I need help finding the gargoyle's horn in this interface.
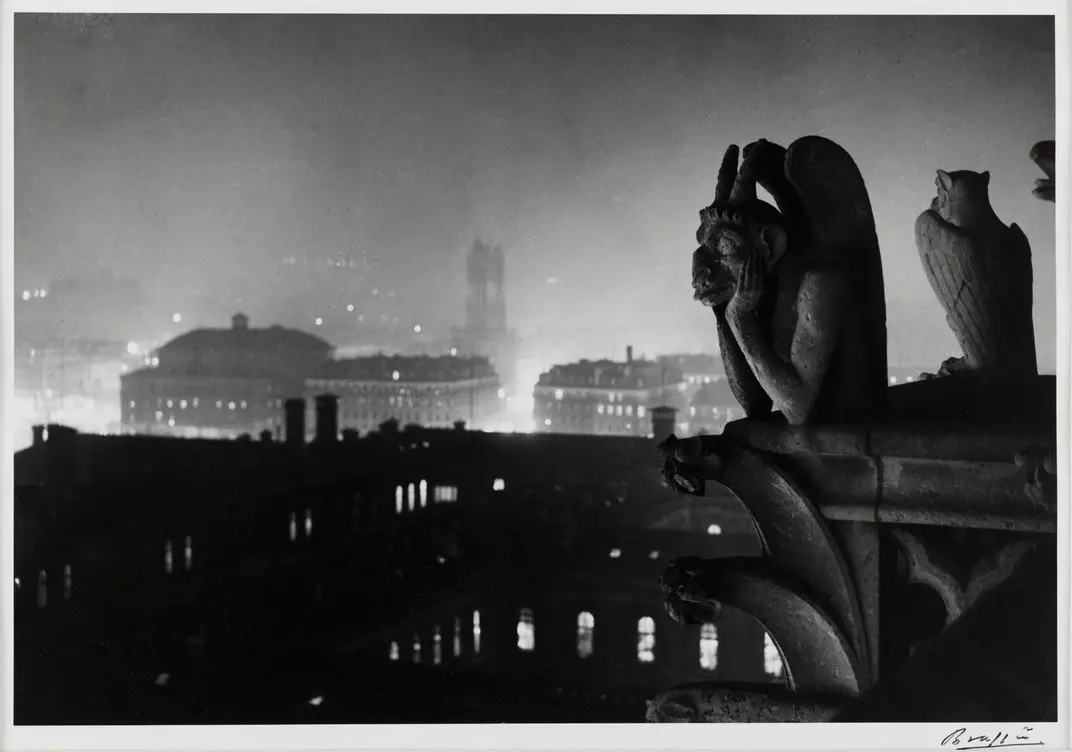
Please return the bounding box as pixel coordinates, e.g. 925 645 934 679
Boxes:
714 144 739 204
729 155 757 204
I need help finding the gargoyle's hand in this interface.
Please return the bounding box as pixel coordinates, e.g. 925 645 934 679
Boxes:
727 247 766 320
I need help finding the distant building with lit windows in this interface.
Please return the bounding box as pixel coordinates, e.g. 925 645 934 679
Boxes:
120 313 333 438
684 377 741 436
532 346 687 436
305 354 503 436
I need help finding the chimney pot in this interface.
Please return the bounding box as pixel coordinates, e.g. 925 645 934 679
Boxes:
284 398 306 445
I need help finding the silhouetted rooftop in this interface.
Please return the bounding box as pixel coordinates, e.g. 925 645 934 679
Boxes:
317 354 497 383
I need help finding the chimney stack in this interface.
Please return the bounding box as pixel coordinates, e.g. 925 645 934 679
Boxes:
284 398 306 445
314 394 339 444
626 345 634 364
650 405 678 445
32 425 45 447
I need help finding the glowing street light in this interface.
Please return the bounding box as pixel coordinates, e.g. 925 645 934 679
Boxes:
315 317 323 326
450 347 458 356
347 304 355 312
414 324 422 333
172 313 182 324
392 370 400 381
21 291 29 301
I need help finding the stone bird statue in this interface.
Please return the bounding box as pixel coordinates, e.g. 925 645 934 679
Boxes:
915 169 1037 379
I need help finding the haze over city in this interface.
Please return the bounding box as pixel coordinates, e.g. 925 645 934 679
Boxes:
15 14 1057 370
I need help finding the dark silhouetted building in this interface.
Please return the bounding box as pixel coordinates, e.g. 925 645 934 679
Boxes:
13 415 774 724
120 313 333 438
533 347 688 436
306 353 503 436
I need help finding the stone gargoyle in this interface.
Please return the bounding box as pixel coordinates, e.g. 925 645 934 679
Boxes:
915 168 1037 380
691 136 888 425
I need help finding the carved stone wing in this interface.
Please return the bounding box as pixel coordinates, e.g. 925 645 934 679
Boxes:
914 209 997 372
783 136 888 409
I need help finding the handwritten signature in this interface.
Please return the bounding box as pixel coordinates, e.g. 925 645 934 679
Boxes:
942 727 1044 750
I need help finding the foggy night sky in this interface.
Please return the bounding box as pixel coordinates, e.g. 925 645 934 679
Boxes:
14 14 1057 369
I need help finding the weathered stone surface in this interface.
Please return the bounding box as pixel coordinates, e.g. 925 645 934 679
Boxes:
916 168 1037 379
690 136 887 425
646 682 842 723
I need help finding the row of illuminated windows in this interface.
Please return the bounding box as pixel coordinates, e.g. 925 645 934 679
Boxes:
389 608 783 677
132 398 261 411
543 401 648 419
390 610 483 664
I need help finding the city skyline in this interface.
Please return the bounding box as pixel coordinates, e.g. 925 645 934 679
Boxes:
14 14 1057 369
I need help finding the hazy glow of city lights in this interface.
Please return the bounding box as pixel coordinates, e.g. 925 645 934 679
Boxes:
126 341 138 355
172 313 182 323
414 324 422 333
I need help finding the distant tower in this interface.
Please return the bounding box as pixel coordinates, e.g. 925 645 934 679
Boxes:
465 239 507 335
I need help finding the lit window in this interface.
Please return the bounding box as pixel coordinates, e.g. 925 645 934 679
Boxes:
707 524 722 536
241 400 248 409
184 536 193 570
493 478 506 491
609 548 622 558
638 406 646 418
517 608 535 651
392 371 400 381
408 483 415 511
315 317 323 326
180 400 188 409
608 393 615 403
577 612 595 658
216 400 223 409
129 400 136 409
433 626 443 665
168 418 176 428
649 550 660 560
473 610 482 655
889 376 899 385
192 398 199 408
616 405 623 416
415 480 426 507
413 634 422 663
704 376 712 384
289 512 297 541
63 565 72 601
347 304 355 312
396 485 404 514
37 571 47 608
700 623 719 670
764 633 784 678
304 508 313 537
544 418 552 426
450 347 458 356
497 388 506 400
597 404 605 415
637 617 655 663
690 406 697 417
172 313 182 323
21 290 29 301
626 405 634 416
453 617 462 657
389 641 399 661
228 402 236 410
554 389 564 400
167 400 174 408
165 541 173 574
626 423 632 430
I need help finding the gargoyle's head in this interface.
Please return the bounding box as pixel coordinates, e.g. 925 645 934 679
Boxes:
660 560 725 625
692 143 789 307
